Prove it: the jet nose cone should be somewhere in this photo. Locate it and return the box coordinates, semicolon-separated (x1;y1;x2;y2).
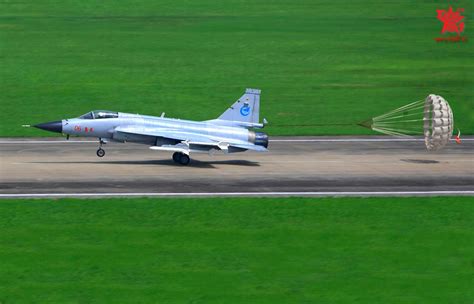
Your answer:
34;120;63;133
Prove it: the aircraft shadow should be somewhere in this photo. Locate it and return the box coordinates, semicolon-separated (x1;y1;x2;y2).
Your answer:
400;159;440;164
30;159;260;168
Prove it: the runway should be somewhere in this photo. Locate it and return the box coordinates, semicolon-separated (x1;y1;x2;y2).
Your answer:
1;136;473;198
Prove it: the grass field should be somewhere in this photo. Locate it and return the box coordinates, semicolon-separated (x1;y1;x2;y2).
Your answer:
0;197;472;303
0;0;473;136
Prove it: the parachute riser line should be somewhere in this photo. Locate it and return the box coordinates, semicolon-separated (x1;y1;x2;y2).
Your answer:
373;103;426;121
371;128;415;138
372;126;424;135
372;100;424;121
373;106;430;122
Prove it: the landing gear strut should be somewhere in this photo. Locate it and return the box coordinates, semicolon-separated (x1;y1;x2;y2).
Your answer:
172;152;190;165
96;138;106;157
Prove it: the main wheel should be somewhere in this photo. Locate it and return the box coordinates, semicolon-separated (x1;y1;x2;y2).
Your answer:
96;148;105;157
172;152;181;163
178;153;190;165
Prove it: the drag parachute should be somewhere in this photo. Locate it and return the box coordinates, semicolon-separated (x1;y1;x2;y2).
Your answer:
361;94;454;151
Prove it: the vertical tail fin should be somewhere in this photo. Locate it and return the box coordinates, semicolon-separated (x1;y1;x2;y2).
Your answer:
217;88;260;123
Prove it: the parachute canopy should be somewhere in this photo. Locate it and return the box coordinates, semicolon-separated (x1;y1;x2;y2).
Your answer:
360;94;454;151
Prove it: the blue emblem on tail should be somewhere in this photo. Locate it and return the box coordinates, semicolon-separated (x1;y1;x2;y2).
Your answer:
240;105;251;116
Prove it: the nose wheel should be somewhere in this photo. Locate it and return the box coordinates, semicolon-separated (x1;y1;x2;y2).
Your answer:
96;138;106;157
172;152;190;165
96;148;105;157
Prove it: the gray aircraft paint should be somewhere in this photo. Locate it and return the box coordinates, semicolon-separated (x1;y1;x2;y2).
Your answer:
64;114;252;144
35;88;268;164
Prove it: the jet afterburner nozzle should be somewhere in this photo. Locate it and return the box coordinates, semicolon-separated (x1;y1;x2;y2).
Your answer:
34;120;63;133
255;132;269;148
249;131;269;148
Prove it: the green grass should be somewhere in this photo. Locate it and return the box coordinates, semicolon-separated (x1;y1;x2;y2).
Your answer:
0;1;473;136
0;197;473;303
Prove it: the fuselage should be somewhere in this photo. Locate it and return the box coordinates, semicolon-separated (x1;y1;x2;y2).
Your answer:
33;88;268;164
34;88;268;165
59;111;264;149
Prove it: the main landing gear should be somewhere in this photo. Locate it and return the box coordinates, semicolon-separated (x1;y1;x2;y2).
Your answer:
172;152;190;165
96;138;106;157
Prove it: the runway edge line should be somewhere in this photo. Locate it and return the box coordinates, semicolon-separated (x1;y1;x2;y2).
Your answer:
1;190;474;198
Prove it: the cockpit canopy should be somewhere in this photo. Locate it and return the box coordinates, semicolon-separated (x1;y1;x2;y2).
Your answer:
79;110;119;120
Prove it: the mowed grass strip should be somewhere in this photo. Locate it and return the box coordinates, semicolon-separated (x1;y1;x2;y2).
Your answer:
0;197;472;303
1;0;473;136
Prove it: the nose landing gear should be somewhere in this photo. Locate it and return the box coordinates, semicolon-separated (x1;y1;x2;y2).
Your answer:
96;148;105;157
172;152;190;165
96;138;106;157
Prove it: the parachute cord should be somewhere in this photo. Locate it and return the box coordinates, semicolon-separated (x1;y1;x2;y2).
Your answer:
372;126;424;135
373;118;426;125
372;128;415;137
272;123;356;127
372;100;424;121
373;106;426;122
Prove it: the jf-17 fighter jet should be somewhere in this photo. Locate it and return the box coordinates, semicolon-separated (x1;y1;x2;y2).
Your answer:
34;88;269;165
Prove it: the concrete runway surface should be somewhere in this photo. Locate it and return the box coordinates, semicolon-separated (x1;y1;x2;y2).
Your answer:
0;136;473;198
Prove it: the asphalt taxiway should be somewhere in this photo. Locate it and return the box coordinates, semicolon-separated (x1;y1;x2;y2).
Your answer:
0;136;473;197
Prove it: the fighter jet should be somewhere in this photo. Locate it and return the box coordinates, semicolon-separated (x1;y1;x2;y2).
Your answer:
34;88;269;165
